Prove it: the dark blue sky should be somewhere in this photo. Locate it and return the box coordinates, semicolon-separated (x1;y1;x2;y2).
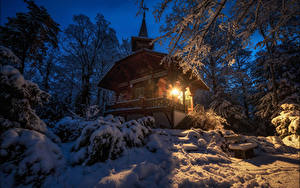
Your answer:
1;0;167;52
1;0;262;54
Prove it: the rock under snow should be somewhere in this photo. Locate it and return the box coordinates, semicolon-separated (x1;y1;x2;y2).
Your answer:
182;143;198;151
229;142;258;150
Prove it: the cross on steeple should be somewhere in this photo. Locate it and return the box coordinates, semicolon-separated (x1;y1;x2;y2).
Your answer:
131;3;154;52
138;3;148;37
141;3;149;15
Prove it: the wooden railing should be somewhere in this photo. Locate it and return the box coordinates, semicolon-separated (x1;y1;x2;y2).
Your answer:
106;97;186;113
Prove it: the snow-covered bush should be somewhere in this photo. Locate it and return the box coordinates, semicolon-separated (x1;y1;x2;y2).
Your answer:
188;105;227;130
0;128;64;187
0;62;63;186
272;103;300;137
104;114;125;124
210;98;246;120
85;105;101;120
86;125;125;165
36;94;70;128
121;120;151;147
282;134;300;149
271;103;300;148
209;97;256;133
53;116;87;142
137;116;155;128
71;115;152;165
53;114;127;143
0;65;50;134
0;46;21;69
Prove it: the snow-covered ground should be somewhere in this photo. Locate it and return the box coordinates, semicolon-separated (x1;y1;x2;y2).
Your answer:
36;128;300;188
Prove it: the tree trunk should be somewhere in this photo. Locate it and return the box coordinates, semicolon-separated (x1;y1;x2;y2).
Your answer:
82;74;91;106
101;89;106;109
241;81;249;118
237;59;250;118
210;56;217;95
20;55;26;74
43;61;51;92
259;27;278;106
66;71;74;105
96;87;101;105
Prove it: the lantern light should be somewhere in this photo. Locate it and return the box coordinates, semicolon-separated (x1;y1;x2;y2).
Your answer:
170;88;180;97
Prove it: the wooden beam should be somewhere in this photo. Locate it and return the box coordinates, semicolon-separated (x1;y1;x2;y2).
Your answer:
182;88;186;113
117;71;168;88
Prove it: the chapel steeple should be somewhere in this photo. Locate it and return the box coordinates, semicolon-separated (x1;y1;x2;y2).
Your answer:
131;4;154;52
138;11;148;37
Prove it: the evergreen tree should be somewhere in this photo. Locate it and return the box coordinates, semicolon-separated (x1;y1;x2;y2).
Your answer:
252;40;300;120
0;0;60;74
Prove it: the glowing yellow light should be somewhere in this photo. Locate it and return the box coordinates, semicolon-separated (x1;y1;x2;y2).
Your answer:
170;88;180;96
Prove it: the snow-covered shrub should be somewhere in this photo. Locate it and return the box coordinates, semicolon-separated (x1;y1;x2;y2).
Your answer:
0;46;21;69
36;94;70;128
121;119;151;147
272;103;300;137
54;114;124;143
0;65;50;134
53;116;86;142
71;115;152;165
104;114;125;125
209;98;255;133
86;125;125;165
73;124;101;151
188;105;227;130
85;105;101;120
137;116;155;128
210;99;246;120
0;128;64;187
282;134;300;149
271;103;300;148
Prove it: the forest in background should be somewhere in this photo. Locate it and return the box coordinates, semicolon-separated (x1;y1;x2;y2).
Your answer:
0;1;299;186
1;0;299;138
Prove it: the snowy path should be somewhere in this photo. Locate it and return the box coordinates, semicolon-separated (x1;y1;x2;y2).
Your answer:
229;154;299;187
44;129;299;188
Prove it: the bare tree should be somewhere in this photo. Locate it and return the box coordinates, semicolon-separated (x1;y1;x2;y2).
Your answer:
63;14;120;114
144;0;299;74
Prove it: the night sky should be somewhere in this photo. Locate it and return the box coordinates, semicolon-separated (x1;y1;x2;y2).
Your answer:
1;0;263;54
1;0;167;52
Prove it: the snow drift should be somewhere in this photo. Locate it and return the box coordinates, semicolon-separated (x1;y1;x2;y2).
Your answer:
0;128;64;187
43;127;299;188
